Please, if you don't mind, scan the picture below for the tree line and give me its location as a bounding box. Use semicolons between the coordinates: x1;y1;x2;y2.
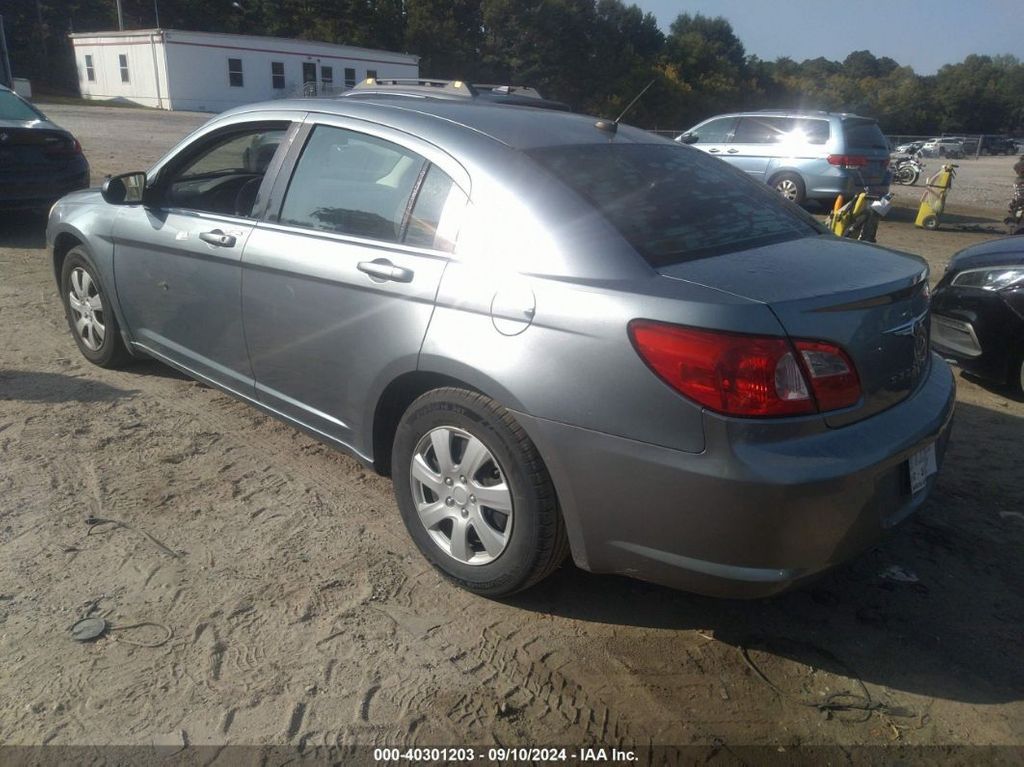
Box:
6;0;1023;134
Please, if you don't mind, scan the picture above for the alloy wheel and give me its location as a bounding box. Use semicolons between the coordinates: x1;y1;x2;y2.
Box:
409;426;513;566
67;266;106;351
776;179;799;201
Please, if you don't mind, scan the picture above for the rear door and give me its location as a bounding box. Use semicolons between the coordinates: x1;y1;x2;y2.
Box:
240;117;469;451
726;116;788;181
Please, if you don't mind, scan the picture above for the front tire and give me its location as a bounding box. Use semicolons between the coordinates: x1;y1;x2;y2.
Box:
391;387;569;597
60;247;130;368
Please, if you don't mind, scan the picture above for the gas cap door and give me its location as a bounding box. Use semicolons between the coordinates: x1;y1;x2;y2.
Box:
490;284;536;336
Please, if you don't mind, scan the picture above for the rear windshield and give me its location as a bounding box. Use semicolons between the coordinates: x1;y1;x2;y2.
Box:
841;118;888;150
0;90;45;121
527;143;823;268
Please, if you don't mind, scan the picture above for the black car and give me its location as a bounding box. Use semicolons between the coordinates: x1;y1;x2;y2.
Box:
978;136;1016;155
932;237;1024;392
0;85;89;211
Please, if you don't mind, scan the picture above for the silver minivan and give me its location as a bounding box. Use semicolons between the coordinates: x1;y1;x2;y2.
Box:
676;110;892;205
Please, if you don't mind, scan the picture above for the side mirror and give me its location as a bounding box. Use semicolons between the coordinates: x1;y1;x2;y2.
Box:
677;133;698;145
102;171;147;205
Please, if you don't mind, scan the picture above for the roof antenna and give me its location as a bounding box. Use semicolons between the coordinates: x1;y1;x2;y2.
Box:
595;79;655;134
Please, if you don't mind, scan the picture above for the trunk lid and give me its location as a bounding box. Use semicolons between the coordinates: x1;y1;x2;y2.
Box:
0;123;77;173
659;235;931;426
841;116;891;187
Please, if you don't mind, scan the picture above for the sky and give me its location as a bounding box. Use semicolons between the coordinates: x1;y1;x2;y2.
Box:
632;0;1021;74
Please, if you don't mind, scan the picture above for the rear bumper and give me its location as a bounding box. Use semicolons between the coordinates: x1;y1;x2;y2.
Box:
516;354;955;598
0;160;90;209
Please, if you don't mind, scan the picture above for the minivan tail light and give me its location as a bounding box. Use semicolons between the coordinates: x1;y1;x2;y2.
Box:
628;321;816;417
827;154;868;169
793;340;862;411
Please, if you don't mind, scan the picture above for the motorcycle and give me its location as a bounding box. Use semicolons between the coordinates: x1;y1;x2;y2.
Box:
892;156;924;186
1007;185;1024;235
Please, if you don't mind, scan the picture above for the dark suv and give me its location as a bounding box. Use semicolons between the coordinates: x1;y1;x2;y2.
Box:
979;136;1016;156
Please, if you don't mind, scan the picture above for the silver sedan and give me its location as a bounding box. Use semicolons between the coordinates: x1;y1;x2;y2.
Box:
47;83;954;598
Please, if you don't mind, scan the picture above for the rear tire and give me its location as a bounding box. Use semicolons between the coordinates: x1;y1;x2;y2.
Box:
391;387;569;597
921;215;939;230
771;172;806;205
60;248;131;369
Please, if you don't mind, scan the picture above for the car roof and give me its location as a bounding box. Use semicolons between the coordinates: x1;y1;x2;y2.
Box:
220;96;660;151
702;109;875;121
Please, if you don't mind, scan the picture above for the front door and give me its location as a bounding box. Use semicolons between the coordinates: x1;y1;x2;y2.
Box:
302;62;317;93
113;123;289;391
241;119;468;453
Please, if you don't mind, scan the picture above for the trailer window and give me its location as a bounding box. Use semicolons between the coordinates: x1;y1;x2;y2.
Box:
84;55;95;82
271;61;285;89
228;58;244;87
118;54;129;83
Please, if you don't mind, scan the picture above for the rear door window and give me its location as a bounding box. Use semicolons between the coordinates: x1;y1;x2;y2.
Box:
733;116;794;144
794;119;830;145
403;164;465;252
279;125;427;243
528;143;823;268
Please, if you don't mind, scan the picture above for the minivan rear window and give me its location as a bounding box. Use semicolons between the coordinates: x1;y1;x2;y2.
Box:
528;143;823;268
842;118;888;150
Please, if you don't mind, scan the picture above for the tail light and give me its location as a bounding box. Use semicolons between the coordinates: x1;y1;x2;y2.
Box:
792;340;861;411
827;154;868;169
44;136;83;156
628;320;861;418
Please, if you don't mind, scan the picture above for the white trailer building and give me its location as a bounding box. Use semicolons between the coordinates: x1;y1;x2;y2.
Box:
69;29;419;112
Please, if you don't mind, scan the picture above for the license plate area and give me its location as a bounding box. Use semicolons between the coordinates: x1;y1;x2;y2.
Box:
908;443;938;495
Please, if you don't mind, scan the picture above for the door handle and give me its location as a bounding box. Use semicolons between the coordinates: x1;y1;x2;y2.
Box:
726;148;739;154
358;259;414;283
199;229;236;247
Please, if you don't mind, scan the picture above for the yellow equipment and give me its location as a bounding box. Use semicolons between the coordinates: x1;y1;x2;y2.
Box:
915;163;958;230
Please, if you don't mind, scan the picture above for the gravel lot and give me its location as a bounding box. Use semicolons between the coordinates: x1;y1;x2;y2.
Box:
1;104;1022;754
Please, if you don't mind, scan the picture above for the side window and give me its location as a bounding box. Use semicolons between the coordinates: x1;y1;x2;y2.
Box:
692;117;735;144
733;116;791;144
795;119;830;145
84;55;95;82
404;164;465;252
279;125;426;243
163;126;287;217
344;67;356;88
119;54;130;83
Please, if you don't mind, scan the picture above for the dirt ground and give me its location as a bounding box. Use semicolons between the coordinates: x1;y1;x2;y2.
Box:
1;104;1022;755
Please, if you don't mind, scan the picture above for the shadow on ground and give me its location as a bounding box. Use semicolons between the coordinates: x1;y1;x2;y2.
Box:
0;211;48;249
508;400;1024;707
0;370;138;403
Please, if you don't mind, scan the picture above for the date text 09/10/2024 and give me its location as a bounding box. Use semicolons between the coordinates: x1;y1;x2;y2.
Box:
373;747;639;762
